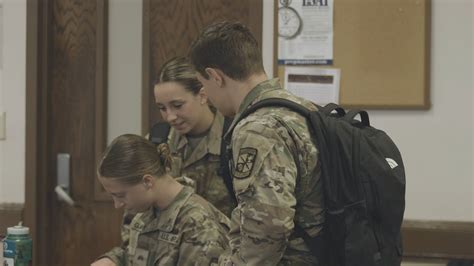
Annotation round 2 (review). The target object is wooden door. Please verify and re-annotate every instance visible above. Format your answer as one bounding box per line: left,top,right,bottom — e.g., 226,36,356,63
25,0,123,265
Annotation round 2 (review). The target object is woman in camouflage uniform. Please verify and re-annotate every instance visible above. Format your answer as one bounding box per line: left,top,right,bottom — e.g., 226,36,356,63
91,134,230,266
153,57,235,217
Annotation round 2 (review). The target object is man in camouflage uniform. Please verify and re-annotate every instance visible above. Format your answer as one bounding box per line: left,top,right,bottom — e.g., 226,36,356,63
98,186,231,266
190,22,325,265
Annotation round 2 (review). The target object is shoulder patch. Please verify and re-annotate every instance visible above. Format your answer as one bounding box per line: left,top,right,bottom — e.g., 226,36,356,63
233,147,258,179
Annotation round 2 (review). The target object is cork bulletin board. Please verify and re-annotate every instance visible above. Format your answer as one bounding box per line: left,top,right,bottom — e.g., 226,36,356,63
274,0,431,109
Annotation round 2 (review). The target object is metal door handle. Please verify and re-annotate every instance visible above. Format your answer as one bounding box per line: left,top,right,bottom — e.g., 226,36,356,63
55,153,76,206
55,185,75,206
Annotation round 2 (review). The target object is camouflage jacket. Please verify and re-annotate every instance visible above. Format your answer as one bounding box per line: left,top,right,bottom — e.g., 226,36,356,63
102,186,231,266
219,78,324,266
168,111,235,218
118,112,235,258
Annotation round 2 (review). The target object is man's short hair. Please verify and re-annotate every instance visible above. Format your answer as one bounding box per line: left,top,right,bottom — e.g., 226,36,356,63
190,21,264,81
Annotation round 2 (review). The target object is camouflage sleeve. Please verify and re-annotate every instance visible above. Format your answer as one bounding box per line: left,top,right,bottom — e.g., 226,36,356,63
176,212,230,266
97,247,126,266
219,116,298,265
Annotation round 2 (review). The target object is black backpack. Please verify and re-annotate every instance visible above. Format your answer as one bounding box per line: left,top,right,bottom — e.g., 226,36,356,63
149,117,237,204
226,98,406,266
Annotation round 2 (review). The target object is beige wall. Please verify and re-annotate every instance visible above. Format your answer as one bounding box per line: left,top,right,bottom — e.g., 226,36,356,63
107,0,143,144
0,0,26,203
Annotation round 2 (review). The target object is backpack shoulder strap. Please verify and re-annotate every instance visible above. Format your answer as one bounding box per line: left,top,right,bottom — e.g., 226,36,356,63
228,98,313,137
219,116,237,204
243,98,312,118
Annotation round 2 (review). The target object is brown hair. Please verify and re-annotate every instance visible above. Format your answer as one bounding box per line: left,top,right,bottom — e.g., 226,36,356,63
98,134,171,184
155,56,202,95
189,21,264,81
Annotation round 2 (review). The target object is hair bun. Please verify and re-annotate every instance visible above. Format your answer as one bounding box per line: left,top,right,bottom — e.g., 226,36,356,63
156,143,172,170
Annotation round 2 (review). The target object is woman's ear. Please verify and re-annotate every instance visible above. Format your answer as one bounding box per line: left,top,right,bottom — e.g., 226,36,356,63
198,87,209,105
142,174,155,189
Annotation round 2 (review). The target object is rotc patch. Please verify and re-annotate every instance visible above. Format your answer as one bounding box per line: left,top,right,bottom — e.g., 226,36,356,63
233,147,258,179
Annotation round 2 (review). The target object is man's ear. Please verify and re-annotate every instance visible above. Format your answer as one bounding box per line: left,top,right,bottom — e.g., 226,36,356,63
205,68,225,87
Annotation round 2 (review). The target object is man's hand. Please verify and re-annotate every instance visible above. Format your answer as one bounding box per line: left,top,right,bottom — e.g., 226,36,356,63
91,257,116,266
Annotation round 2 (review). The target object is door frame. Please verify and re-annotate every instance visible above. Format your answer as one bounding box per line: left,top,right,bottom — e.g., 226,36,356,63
24,0,108,265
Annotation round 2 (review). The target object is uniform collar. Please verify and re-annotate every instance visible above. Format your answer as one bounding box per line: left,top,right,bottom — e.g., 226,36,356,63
236,78,282,114
171,112,224,168
140,186,194,233
225,78,282,139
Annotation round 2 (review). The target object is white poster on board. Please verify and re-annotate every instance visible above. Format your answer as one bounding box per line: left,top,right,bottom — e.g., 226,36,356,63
284,66,340,105
278,0,334,65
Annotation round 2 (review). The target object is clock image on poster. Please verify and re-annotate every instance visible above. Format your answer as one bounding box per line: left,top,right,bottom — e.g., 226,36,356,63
278,0,302,39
